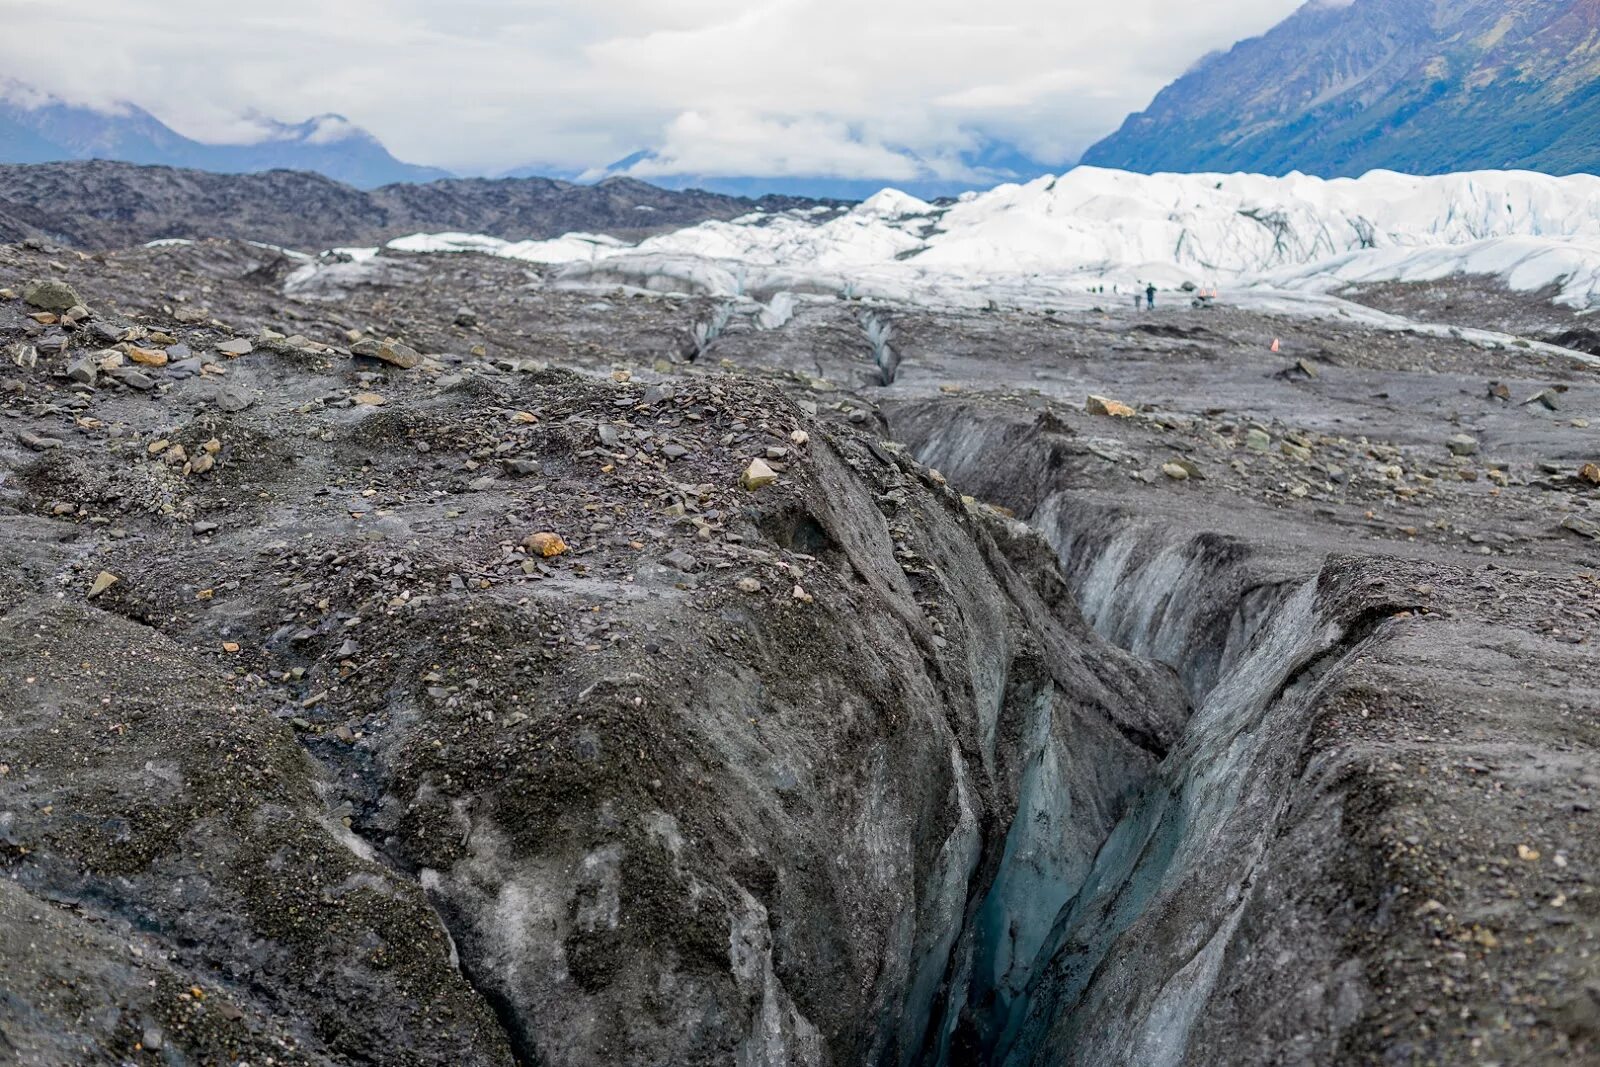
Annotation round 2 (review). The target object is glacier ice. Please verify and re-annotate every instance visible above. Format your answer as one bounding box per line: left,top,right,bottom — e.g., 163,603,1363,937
360,167,1600,319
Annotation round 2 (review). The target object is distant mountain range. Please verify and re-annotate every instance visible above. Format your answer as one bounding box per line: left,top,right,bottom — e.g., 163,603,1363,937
0,160,831,251
0,79,1060,200
0,84,448,189
1083,0,1600,177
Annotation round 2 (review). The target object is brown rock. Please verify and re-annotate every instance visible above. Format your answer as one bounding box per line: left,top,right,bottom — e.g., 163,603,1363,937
351,337,423,369
1086,395,1135,418
126,346,168,367
524,532,569,558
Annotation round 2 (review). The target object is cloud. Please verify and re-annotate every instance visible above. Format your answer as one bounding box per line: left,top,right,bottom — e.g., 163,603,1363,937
0,0,1306,178
608,111,934,181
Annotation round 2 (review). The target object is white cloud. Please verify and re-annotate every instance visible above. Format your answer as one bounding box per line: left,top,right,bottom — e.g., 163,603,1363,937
0,0,1306,178
610,111,935,181
301,116,361,145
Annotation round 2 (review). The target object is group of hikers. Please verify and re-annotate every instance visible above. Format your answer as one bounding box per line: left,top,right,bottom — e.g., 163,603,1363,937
1089,282,1161,309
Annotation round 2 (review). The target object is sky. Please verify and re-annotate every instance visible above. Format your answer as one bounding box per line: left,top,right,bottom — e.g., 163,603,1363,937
0,0,1307,180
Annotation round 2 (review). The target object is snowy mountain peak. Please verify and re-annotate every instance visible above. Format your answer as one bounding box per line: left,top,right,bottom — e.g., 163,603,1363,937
252,113,371,146
0,81,447,188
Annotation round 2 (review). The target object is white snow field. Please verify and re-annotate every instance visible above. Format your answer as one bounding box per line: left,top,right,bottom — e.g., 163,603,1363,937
321,168,1600,324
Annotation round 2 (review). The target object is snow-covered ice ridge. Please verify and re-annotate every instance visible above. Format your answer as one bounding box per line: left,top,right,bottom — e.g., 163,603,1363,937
359,168,1600,314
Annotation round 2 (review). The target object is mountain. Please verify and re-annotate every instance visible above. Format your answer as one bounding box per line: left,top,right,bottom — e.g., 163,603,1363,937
1081,0,1600,177
0,160,832,251
0,83,449,189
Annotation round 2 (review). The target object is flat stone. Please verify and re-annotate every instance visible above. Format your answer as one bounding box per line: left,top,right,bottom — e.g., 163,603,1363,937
22,278,82,312
1524,388,1562,411
351,337,423,369
216,338,254,357
17,431,63,452
110,368,156,390
1447,433,1481,457
663,550,700,573
1563,516,1600,542
1086,395,1135,418
214,388,254,413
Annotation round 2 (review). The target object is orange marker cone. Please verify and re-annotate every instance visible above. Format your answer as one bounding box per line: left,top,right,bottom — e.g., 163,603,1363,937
1271,338,1281,353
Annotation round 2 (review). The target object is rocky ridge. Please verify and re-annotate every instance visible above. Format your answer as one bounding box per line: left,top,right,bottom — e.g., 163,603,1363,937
0,160,833,251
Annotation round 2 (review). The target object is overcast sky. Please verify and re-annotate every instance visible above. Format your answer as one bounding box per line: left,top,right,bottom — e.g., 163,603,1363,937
1,0,1306,178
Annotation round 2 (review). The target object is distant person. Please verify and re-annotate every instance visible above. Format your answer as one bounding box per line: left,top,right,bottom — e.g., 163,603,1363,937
1146,283,1157,311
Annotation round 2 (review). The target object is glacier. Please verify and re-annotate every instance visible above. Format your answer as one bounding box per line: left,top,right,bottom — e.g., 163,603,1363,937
310,167,1600,318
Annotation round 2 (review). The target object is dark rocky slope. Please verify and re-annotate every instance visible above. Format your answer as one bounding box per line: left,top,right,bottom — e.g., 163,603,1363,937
2,237,1599,1064
0,253,1185,1064
1083,0,1600,176
0,160,829,251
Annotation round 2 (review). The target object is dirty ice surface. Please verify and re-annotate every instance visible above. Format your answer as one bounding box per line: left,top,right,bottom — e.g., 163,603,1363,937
294,168,1600,339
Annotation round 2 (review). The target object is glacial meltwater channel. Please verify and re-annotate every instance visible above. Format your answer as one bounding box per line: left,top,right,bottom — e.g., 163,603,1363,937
895,413,1404,1066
